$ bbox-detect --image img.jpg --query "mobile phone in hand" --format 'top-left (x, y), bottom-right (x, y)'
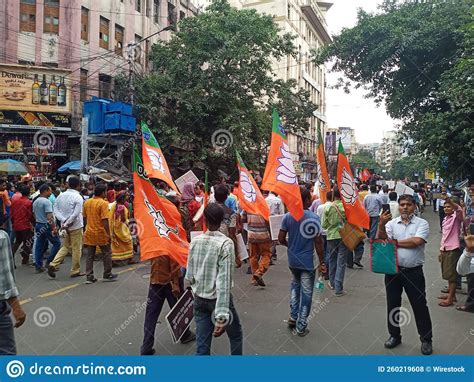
top-left (382, 204), bottom-right (390, 215)
top-left (470, 223), bottom-right (474, 235)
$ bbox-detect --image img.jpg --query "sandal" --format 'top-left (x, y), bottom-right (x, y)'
top-left (438, 300), bottom-right (454, 307)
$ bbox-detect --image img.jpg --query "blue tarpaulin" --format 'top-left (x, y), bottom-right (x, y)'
top-left (57, 160), bottom-right (81, 173)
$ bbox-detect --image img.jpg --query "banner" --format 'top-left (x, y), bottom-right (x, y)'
top-left (0, 64), bottom-right (72, 114)
top-left (0, 110), bottom-right (71, 128)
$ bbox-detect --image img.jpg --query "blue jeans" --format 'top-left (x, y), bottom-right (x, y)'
top-left (0, 302), bottom-right (16, 355)
top-left (34, 223), bottom-right (60, 269)
top-left (369, 216), bottom-right (379, 239)
top-left (327, 239), bottom-right (349, 293)
top-left (194, 294), bottom-right (243, 355)
top-left (289, 267), bottom-right (316, 333)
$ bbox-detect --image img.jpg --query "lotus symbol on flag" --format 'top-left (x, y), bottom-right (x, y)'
top-left (144, 196), bottom-right (179, 239)
top-left (277, 142), bottom-right (297, 184)
top-left (240, 171), bottom-right (257, 202)
top-left (340, 168), bottom-right (357, 205)
top-left (146, 147), bottom-right (166, 174)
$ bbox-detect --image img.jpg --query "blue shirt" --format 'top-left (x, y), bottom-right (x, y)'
top-left (32, 197), bottom-right (53, 224)
top-left (364, 193), bottom-right (382, 217)
top-left (281, 210), bottom-right (321, 271)
top-left (224, 196), bottom-right (237, 213)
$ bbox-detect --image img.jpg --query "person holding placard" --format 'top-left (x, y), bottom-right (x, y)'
top-left (377, 194), bottom-right (433, 355)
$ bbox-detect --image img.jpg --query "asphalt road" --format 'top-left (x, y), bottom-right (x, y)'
top-left (12, 209), bottom-right (473, 355)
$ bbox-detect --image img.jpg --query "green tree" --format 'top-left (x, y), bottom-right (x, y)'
top-left (390, 156), bottom-right (427, 182)
top-left (351, 149), bottom-right (382, 174)
top-left (314, 0), bottom-right (473, 181)
top-left (121, 0), bottom-right (317, 177)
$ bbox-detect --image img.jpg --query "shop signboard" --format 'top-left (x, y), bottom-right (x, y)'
top-left (0, 64), bottom-right (72, 128)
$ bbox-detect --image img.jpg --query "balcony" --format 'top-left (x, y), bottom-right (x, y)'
top-left (301, 0), bottom-right (332, 44)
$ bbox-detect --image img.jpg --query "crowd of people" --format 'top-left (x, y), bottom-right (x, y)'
top-left (0, 174), bottom-right (473, 357)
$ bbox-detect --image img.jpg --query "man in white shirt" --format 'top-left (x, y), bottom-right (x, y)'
top-left (265, 191), bottom-right (285, 261)
top-left (48, 176), bottom-right (85, 279)
top-left (456, 235), bottom-right (474, 313)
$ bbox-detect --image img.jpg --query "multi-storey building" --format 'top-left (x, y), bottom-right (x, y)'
top-left (196, 0), bottom-right (332, 182)
top-left (376, 131), bottom-right (405, 169)
top-left (0, 0), bottom-right (197, 173)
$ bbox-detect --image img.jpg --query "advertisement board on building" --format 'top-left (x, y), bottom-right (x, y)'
top-left (0, 64), bottom-right (72, 128)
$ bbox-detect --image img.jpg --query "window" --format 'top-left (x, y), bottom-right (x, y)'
top-left (42, 62), bottom-right (58, 68)
top-left (20, 0), bottom-right (36, 32)
top-left (44, 0), bottom-right (59, 34)
top-left (99, 73), bottom-right (112, 99)
top-left (99, 17), bottom-right (110, 50)
top-left (180, 11), bottom-right (185, 20)
top-left (18, 59), bottom-right (34, 66)
top-left (153, 0), bottom-right (160, 24)
top-left (134, 34), bottom-right (142, 62)
top-left (135, 0), bottom-right (141, 12)
top-left (81, 7), bottom-right (89, 41)
top-left (115, 24), bottom-right (124, 55)
top-left (168, 0), bottom-right (176, 26)
top-left (80, 69), bottom-right (88, 101)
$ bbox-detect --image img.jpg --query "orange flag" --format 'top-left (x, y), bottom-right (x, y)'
top-left (336, 140), bottom-right (370, 230)
top-left (141, 121), bottom-right (178, 192)
top-left (360, 168), bottom-right (371, 182)
top-left (236, 151), bottom-right (270, 221)
top-left (316, 121), bottom-right (331, 203)
top-left (133, 148), bottom-right (189, 266)
top-left (262, 109), bottom-right (303, 221)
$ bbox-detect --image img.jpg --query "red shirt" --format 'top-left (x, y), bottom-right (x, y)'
top-left (107, 190), bottom-right (116, 203)
top-left (11, 196), bottom-right (33, 231)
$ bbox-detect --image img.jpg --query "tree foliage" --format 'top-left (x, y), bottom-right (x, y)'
top-left (351, 150), bottom-right (382, 173)
top-left (314, 0), bottom-right (473, 181)
top-left (121, 0), bottom-right (317, 177)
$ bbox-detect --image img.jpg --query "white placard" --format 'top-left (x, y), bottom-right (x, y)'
top-left (269, 214), bottom-right (285, 241)
top-left (395, 183), bottom-right (415, 196)
top-left (386, 180), bottom-right (395, 190)
top-left (190, 231), bottom-right (203, 241)
top-left (236, 233), bottom-right (249, 261)
top-left (175, 170), bottom-right (199, 194)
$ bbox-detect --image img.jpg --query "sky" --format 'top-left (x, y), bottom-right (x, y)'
top-left (324, 0), bottom-right (396, 144)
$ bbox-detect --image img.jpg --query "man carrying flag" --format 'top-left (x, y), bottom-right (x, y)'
top-left (236, 151), bottom-right (272, 287)
top-left (316, 121), bottom-right (331, 204)
top-left (262, 109), bottom-right (304, 221)
top-left (141, 121), bottom-right (178, 192)
top-left (132, 147), bottom-right (189, 267)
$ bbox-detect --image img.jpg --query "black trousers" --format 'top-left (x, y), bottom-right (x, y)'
top-left (385, 266), bottom-right (433, 342)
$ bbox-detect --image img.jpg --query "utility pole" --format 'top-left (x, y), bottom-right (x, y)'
top-left (80, 117), bottom-right (88, 173)
top-left (127, 42), bottom-right (136, 107)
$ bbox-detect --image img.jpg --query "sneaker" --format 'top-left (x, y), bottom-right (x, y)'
top-left (421, 341), bottom-right (433, 355)
top-left (86, 277), bottom-right (97, 284)
top-left (103, 273), bottom-right (118, 282)
top-left (35, 267), bottom-right (45, 273)
top-left (293, 328), bottom-right (310, 337)
top-left (47, 265), bottom-right (56, 279)
top-left (354, 261), bottom-right (364, 268)
top-left (335, 291), bottom-right (346, 297)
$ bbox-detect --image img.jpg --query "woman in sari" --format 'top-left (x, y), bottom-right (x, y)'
top-left (110, 192), bottom-right (134, 264)
top-left (180, 182), bottom-right (204, 237)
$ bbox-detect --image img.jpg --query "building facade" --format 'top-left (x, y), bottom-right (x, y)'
top-left (196, 0), bottom-right (332, 182)
top-left (0, 0), bottom-right (197, 174)
top-left (375, 130), bottom-right (405, 170)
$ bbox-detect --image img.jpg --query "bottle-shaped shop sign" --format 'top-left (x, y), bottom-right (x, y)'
top-left (40, 74), bottom-right (48, 105)
top-left (49, 75), bottom-right (58, 105)
top-left (58, 76), bottom-right (67, 107)
top-left (32, 74), bottom-right (40, 105)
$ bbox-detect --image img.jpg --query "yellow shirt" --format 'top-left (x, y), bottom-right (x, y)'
top-left (83, 196), bottom-right (110, 246)
top-left (358, 190), bottom-right (369, 203)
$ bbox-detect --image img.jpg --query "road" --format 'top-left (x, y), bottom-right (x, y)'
top-left (13, 209), bottom-right (473, 355)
